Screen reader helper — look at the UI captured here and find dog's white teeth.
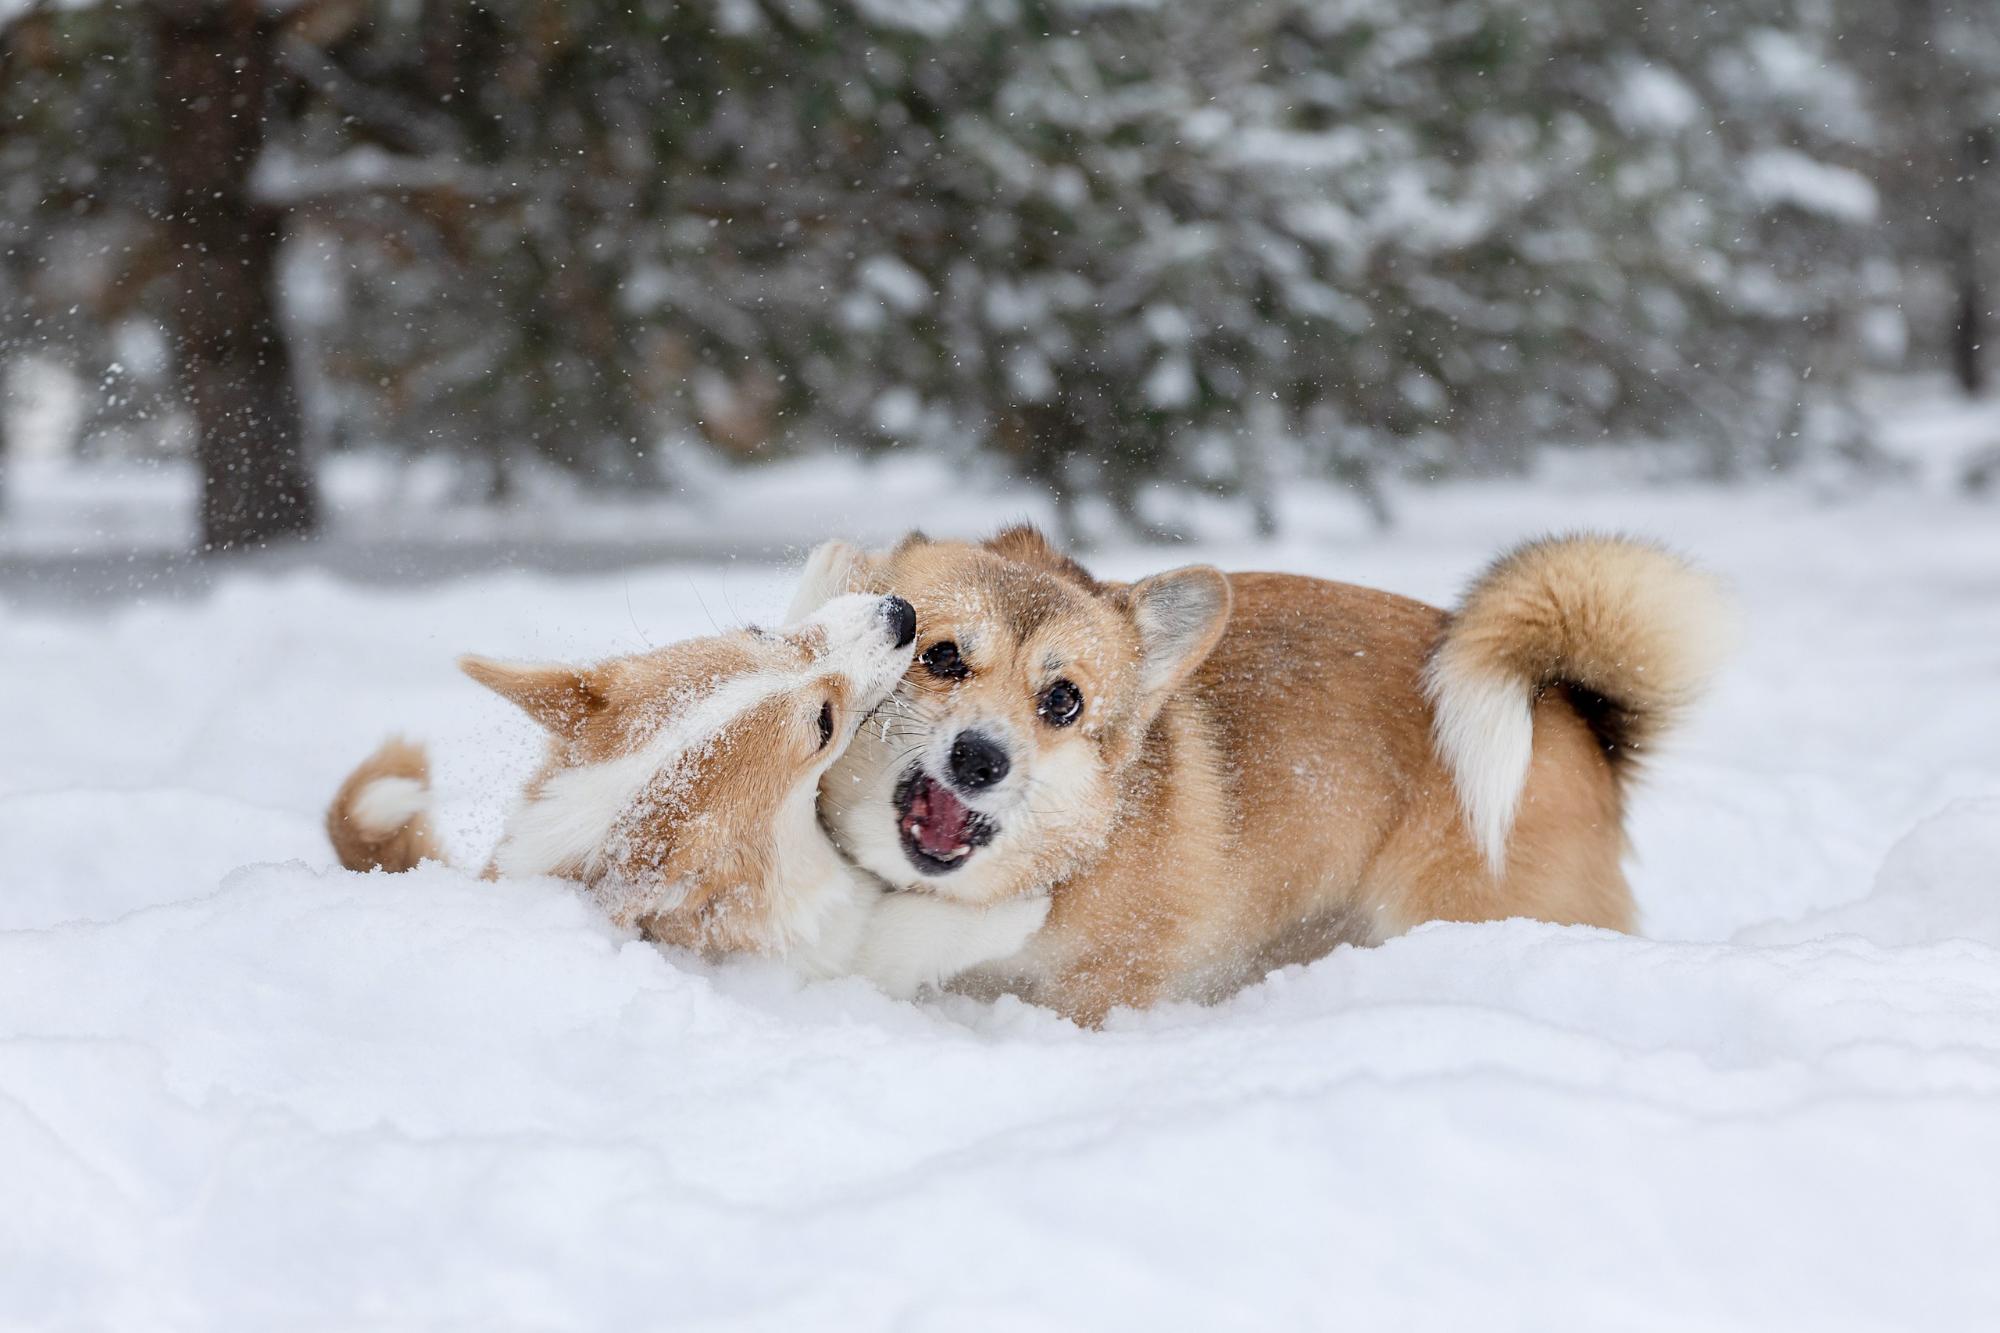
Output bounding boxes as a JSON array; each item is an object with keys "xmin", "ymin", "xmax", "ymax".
[{"xmin": 950, "ymin": 844, "xmax": 970, "ymax": 858}]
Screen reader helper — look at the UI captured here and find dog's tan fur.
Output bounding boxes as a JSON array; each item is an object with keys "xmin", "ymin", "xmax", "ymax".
[
  {"xmin": 328, "ymin": 597, "xmax": 1052, "ymax": 994},
  {"xmin": 462, "ymin": 632, "xmax": 862, "ymax": 955},
  {"xmin": 330, "ymin": 617, "xmax": 881, "ymax": 958},
  {"xmin": 809, "ymin": 527, "xmax": 1729, "ymax": 1025}
]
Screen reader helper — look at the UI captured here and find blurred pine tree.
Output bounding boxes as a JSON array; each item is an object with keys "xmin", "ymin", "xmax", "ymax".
[{"xmin": 0, "ymin": 0, "xmax": 1967, "ymax": 547}]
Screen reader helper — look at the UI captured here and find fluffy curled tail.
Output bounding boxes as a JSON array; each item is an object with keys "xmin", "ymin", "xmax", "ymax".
[
  {"xmin": 326, "ymin": 737, "xmax": 445, "ymax": 873},
  {"xmin": 1424, "ymin": 535, "xmax": 1735, "ymax": 872}
]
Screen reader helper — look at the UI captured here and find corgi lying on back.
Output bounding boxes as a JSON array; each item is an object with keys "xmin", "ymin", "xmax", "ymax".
[{"xmin": 327, "ymin": 593, "xmax": 1048, "ymax": 998}]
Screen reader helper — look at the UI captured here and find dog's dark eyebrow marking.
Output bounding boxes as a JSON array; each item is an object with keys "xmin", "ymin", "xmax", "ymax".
[
  {"xmin": 1043, "ymin": 653, "xmax": 1063, "ymax": 675},
  {"xmin": 984, "ymin": 564, "xmax": 1078, "ymax": 643}
]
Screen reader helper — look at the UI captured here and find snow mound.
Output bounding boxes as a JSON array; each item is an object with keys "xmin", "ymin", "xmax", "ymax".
[
  {"xmin": 5, "ymin": 859, "xmax": 2000, "ymax": 1328},
  {"xmin": 1740, "ymin": 798, "xmax": 2000, "ymax": 949},
  {"xmin": 0, "ymin": 789, "xmax": 323, "ymax": 930},
  {"xmin": 3, "ymin": 470, "xmax": 1997, "ymax": 1326}
]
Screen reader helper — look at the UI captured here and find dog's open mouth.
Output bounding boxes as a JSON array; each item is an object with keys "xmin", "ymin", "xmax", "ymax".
[{"xmin": 896, "ymin": 769, "xmax": 998, "ymax": 873}]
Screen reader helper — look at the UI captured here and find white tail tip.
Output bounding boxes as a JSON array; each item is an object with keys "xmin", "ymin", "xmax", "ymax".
[
  {"xmin": 348, "ymin": 776, "xmax": 430, "ymax": 836},
  {"xmin": 1422, "ymin": 655, "xmax": 1534, "ymax": 874}
]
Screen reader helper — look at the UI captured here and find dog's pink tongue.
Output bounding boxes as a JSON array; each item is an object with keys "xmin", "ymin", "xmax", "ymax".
[{"xmin": 914, "ymin": 779, "xmax": 972, "ymax": 855}]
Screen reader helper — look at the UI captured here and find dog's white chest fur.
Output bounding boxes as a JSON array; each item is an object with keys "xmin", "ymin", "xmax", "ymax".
[
  {"xmin": 770, "ymin": 788, "xmax": 1052, "ymax": 996},
  {"xmin": 764, "ymin": 788, "xmax": 875, "ymax": 974}
]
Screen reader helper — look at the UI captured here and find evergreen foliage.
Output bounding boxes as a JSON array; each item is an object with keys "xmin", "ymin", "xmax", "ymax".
[{"xmin": 0, "ymin": 0, "xmax": 1982, "ymax": 538}]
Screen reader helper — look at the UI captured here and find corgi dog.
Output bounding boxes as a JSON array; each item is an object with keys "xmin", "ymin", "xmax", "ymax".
[
  {"xmin": 793, "ymin": 528, "xmax": 1731, "ymax": 1025},
  {"xmin": 326, "ymin": 592, "xmax": 1049, "ymax": 998}
]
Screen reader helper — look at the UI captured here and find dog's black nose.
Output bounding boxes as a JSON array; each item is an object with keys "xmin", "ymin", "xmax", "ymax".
[
  {"xmin": 881, "ymin": 595, "xmax": 917, "ymax": 649},
  {"xmin": 947, "ymin": 730, "xmax": 1010, "ymax": 792}
]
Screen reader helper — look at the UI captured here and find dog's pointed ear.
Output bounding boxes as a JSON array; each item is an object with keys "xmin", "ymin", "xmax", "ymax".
[
  {"xmin": 984, "ymin": 523, "xmax": 1062, "ymax": 565},
  {"xmin": 459, "ymin": 655, "xmax": 607, "ymax": 733},
  {"xmin": 985, "ymin": 524, "xmax": 1098, "ymax": 589},
  {"xmin": 784, "ymin": 539, "xmax": 877, "ymax": 626},
  {"xmin": 1126, "ymin": 566, "xmax": 1232, "ymax": 697}
]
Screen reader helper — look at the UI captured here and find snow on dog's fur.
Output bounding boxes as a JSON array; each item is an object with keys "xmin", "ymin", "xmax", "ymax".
[
  {"xmin": 327, "ymin": 593, "xmax": 1048, "ymax": 996},
  {"xmin": 796, "ymin": 527, "xmax": 1731, "ymax": 1025}
]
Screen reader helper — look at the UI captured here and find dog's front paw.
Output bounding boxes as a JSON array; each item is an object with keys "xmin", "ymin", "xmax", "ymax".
[
  {"xmin": 985, "ymin": 893, "xmax": 1052, "ymax": 949},
  {"xmin": 854, "ymin": 891, "xmax": 1049, "ymax": 1000},
  {"xmin": 585, "ymin": 874, "xmax": 687, "ymax": 932},
  {"xmin": 783, "ymin": 540, "xmax": 868, "ymax": 625}
]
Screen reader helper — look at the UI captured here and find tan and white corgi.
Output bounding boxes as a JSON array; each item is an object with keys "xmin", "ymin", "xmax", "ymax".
[
  {"xmin": 793, "ymin": 528, "xmax": 1732, "ymax": 1025},
  {"xmin": 326, "ymin": 592, "xmax": 1048, "ymax": 997}
]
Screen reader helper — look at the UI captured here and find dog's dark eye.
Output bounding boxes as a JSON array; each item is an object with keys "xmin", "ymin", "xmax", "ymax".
[
  {"xmin": 816, "ymin": 701, "xmax": 835, "ymax": 749},
  {"xmin": 921, "ymin": 641, "xmax": 968, "ymax": 680},
  {"xmin": 1038, "ymin": 679, "xmax": 1084, "ymax": 728}
]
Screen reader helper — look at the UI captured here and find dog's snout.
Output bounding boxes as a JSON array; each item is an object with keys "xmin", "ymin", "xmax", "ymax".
[
  {"xmin": 881, "ymin": 595, "xmax": 917, "ymax": 650},
  {"xmin": 947, "ymin": 731, "xmax": 1011, "ymax": 792}
]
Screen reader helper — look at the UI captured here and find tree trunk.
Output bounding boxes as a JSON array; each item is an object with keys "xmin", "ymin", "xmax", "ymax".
[
  {"xmin": 0, "ymin": 361, "xmax": 9, "ymax": 521},
  {"xmin": 419, "ymin": 0, "xmax": 465, "ymax": 102},
  {"xmin": 1952, "ymin": 127, "xmax": 1993, "ymax": 398},
  {"xmin": 150, "ymin": 0, "xmax": 316, "ymax": 552},
  {"xmin": 1952, "ymin": 270, "xmax": 1986, "ymax": 396}
]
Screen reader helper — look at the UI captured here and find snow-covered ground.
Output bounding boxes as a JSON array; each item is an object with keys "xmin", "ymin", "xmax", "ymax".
[{"xmin": 3, "ymin": 426, "xmax": 1999, "ymax": 1328}]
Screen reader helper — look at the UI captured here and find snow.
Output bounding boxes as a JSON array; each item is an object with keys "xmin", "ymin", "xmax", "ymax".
[
  {"xmin": 1611, "ymin": 64, "xmax": 1702, "ymax": 134},
  {"xmin": 849, "ymin": 0, "xmax": 967, "ymax": 39},
  {"xmin": 0, "ymin": 0, "xmax": 95, "ymax": 22},
  {"xmin": 251, "ymin": 147, "xmax": 504, "ymax": 208},
  {"xmin": 1743, "ymin": 149, "xmax": 1880, "ymax": 223},
  {"xmin": 4, "ymin": 424, "xmax": 2000, "ymax": 1327},
  {"xmin": 856, "ymin": 255, "xmax": 933, "ymax": 314}
]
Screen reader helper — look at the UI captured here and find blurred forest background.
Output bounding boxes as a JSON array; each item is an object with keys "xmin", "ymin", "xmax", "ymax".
[{"xmin": 1, "ymin": 0, "xmax": 1995, "ymax": 551}]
